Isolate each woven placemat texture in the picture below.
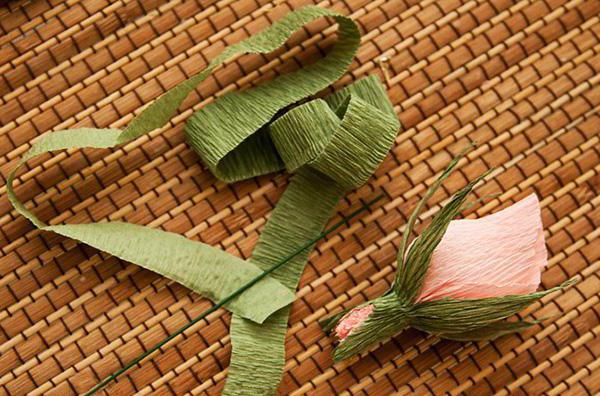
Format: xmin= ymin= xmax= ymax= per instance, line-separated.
xmin=0 ymin=0 xmax=599 ymax=394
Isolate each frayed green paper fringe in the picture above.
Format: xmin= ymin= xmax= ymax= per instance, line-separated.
xmin=8 ymin=6 xmax=400 ymax=394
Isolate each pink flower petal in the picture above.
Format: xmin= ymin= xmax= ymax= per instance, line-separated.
xmin=416 ymin=194 xmax=547 ymax=302
xmin=335 ymin=305 xmax=374 ymax=340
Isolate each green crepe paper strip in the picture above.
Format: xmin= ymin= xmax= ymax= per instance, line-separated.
xmin=182 ymin=6 xmax=398 ymax=393
xmin=226 ymin=169 xmax=346 ymax=395
xmin=8 ymin=6 xmax=401 ymax=393
xmin=205 ymin=76 xmax=399 ymax=394
xmin=7 ymin=6 xmax=361 ymax=324
xmin=84 ymin=196 xmax=382 ymax=395
xmin=327 ymin=152 xmax=575 ymax=361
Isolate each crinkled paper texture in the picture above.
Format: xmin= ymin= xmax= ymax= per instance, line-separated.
xmin=417 ymin=194 xmax=547 ymax=302
xmin=335 ymin=305 xmax=374 ymax=340
xmin=222 ymin=78 xmax=399 ymax=394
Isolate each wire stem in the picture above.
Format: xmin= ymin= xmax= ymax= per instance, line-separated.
xmin=85 ymin=194 xmax=383 ymax=395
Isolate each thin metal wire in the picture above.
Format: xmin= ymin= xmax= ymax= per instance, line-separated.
xmin=85 ymin=194 xmax=383 ymax=395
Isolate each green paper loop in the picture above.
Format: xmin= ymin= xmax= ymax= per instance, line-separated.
xmin=269 ymin=99 xmax=339 ymax=173
xmin=184 ymin=6 xmax=361 ymax=182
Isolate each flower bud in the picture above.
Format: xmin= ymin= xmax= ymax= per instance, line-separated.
xmin=325 ymin=152 xmax=573 ymax=362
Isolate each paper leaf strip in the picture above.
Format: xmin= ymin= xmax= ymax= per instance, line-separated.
xmin=49 ymin=222 xmax=294 ymax=323
xmin=7 ymin=6 xmax=361 ymax=323
xmin=327 ymin=154 xmax=574 ymax=361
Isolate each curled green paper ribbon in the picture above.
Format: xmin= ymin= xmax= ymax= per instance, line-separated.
xmin=8 ymin=5 xmax=401 ymax=393
xmin=7 ymin=130 xmax=293 ymax=323
xmin=8 ymin=6 xmax=355 ymax=324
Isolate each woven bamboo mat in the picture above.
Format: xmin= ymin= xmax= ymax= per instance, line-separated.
xmin=0 ymin=0 xmax=599 ymax=394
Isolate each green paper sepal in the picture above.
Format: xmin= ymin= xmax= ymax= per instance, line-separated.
xmin=438 ymin=318 xmax=541 ymax=341
xmin=409 ymin=280 xmax=574 ymax=335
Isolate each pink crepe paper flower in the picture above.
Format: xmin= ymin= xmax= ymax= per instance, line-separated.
xmin=334 ymin=194 xmax=548 ymax=343
xmin=328 ymin=153 xmax=574 ymax=362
